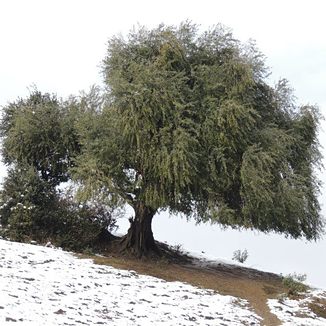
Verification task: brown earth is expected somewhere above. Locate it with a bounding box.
[78,245,286,326]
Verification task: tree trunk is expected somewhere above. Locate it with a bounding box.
[120,202,158,257]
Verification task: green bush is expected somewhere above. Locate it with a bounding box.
[0,165,118,251]
[53,198,118,251]
[282,273,308,296]
[0,166,59,241]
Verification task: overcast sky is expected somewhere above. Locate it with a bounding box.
[0,0,326,287]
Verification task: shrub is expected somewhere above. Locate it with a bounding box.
[232,249,249,263]
[0,166,60,241]
[53,197,119,251]
[0,165,119,251]
[282,273,308,296]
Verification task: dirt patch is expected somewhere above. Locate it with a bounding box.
[77,251,285,326]
[308,297,326,319]
[186,261,283,326]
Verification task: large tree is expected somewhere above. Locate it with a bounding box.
[74,22,323,257]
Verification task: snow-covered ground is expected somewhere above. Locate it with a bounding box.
[0,238,260,325]
[268,291,326,326]
[0,238,325,325]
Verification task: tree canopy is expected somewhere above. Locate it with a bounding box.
[72,22,323,256]
[0,90,118,249]
[1,22,322,257]
[0,90,80,186]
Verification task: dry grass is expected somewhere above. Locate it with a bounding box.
[74,239,325,325]
[76,252,286,326]
[309,297,326,319]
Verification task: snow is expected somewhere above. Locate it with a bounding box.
[0,239,261,325]
[1,238,326,325]
[268,290,326,326]
[182,248,245,267]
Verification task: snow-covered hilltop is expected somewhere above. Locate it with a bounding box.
[0,238,325,325]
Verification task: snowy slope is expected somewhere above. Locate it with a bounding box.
[0,239,260,325]
[0,238,325,325]
[268,293,326,326]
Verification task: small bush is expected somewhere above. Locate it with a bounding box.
[0,166,119,251]
[82,247,95,255]
[232,249,248,263]
[282,273,308,296]
[172,243,184,254]
[53,198,118,251]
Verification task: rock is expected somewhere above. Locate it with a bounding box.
[30,240,37,245]
[45,241,53,248]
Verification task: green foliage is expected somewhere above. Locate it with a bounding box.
[0,166,59,241]
[0,166,118,250]
[56,185,121,251]
[53,198,118,251]
[282,273,308,296]
[7,23,307,243]
[0,89,119,251]
[0,89,80,186]
[72,22,323,241]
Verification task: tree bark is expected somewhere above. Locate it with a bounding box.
[120,202,158,257]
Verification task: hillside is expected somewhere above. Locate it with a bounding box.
[0,238,325,325]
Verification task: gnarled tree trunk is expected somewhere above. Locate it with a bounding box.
[120,202,158,257]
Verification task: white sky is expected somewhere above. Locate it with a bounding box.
[0,0,326,287]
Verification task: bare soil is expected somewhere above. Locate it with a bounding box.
[80,241,286,326]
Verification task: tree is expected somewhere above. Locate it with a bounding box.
[74,22,323,257]
[0,89,120,249]
[0,89,80,186]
